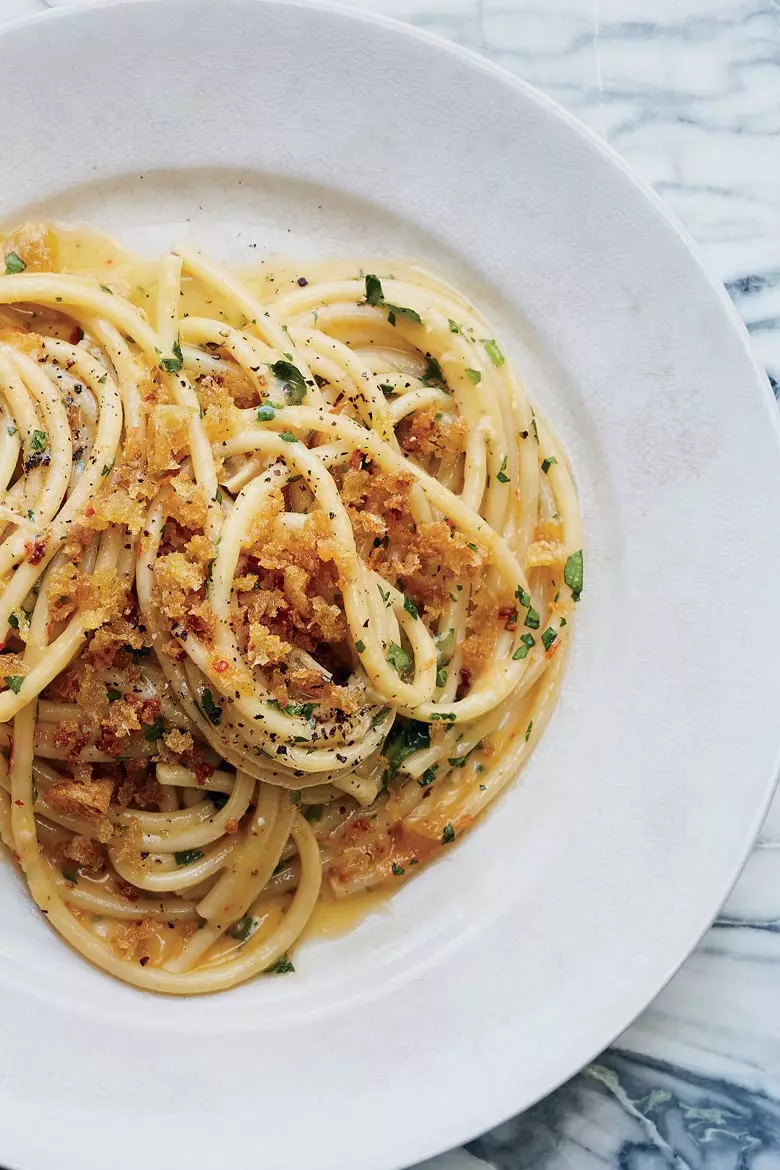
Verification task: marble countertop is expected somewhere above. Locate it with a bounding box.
[2,0,780,1167]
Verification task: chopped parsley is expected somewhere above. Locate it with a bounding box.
[279,431,298,442]
[266,954,295,974]
[371,707,391,729]
[465,368,481,385]
[564,549,583,602]
[159,337,183,373]
[106,687,123,702]
[5,252,26,274]
[483,338,504,367]
[201,688,222,726]
[256,404,275,421]
[379,383,395,398]
[496,455,510,484]
[270,359,307,405]
[524,606,541,630]
[29,430,48,453]
[382,718,430,774]
[541,457,557,474]
[525,720,534,742]
[448,319,461,334]
[99,283,113,294]
[7,426,16,437]
[363,274,422,327]
[418,764,438,787]
[391,862,405,876]
[441,823,456,844]
[541,627,557,652]
[512,633,536,660]
[429,711,456,721]
[422,355,445,386]
[436,667,448,688]
[515,586,531,607]
[227,915,255,941]
[403,595,419,620]
[4,676,23,695]
[174,849,204,866]
[354,639,366,654]
[143,718,165,742]
[377,585,391,607]
[386,642,411,675]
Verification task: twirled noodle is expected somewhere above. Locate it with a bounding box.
[0,223,583,994]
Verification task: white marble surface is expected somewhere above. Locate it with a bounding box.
[2,0,780,1167]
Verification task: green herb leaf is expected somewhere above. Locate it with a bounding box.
[174,849,204,866]
[5,251,26,274]
[465,368,482,385]
[377,584,391,607]
[227,915,255,941]
[496,455,510,483]
[279,431,298,443]
[564,549,583,602]
[159,337,184,373]
[4,676,23,694]
[435,667,448,688]
[256,404,275,421]
[515,585,531,607]
[448,755,470,768]
[106,687,123,702]
[365,274,384,305]
[391,862,405,876]
[418,764,438,787]
[429,711,456,721]
[99,283,113,294]
[512,633,536,660]
[483,338,504,367]
[143,718,165,742]
[363,274,422,325]
[403,595,419,620]
[541,627,557,652]
[355,639,366,654]
[303,805,322,823]
[386,641,412,675]
[266,954,295,974]
[29,430,47,453]
[541,457,557,474]
[270,359,307,405]
[441,823,455,844]
[448,319,461,334]
[382,717,430,774]
[379,383,395,398]
[525,720,534,742]
[7,426,16,437]
[524,606,540,630]
[201,688,222,726]
[422,355,445,386]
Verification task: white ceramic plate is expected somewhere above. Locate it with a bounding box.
[0,2,779,1169]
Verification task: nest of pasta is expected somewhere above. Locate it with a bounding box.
[0,223,582,992]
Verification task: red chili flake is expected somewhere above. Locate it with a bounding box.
[84,506,96,518]
[213,659,229,674]
[224,818,239,834]
[0,642,6,653]
[459,667,472,689]
[545,641,560,661]
[24,537,47,565]
[14,800,23,807]
[69,326,84,345]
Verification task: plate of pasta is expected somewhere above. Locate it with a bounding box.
[0,2,778,1170]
